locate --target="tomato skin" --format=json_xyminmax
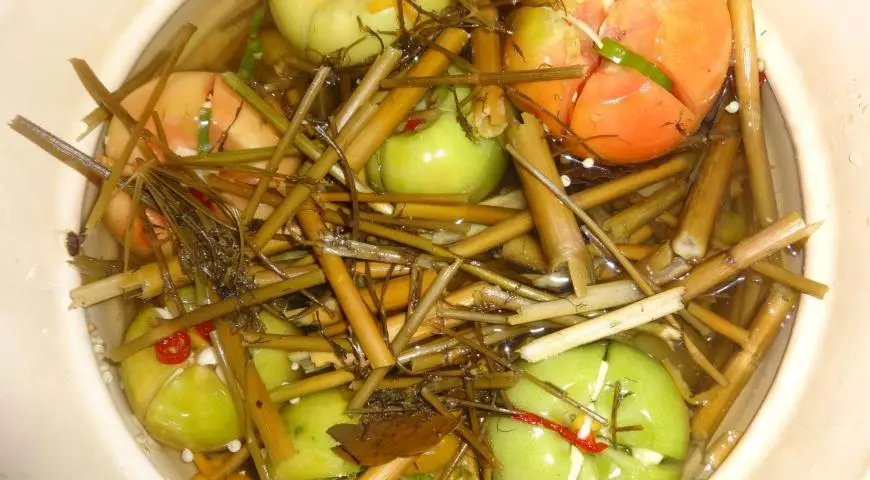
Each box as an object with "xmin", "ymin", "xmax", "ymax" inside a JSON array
[{"xmin": 154, "ymin": 330, "xmax": 192, "ymax": 364}]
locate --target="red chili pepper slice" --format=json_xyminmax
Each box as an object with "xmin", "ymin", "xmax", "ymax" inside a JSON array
[
  {"xmin": 511, "ymin": 411, "xmax": 608, "ymax": 454},
  {"xmin": 195, "ymin": 320, "xmax": 216, "ymax": 340},
  {"xmin": 759, "ymin": 71, "xmax": 768, "ymax": 86},
  {"xmin": 190, "ymin": 188, "xmax": 213, "ymax": 208},
  {"xmin": 154, "ymin": 330, "xmax": 192, "ymax": 364},
  {"xmin": 403, "ymin": 117, "xmax": 425, "ymax": 133}
]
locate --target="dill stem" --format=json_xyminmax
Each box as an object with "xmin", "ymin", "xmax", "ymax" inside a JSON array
[
  {"xmin": 448, "ymin": 152, "xmax": 695, "ymax": 258},
  {"xmin": 107, "ymin": 269, "xmax": 326, "ymax": 362},
  {"xmin": 242, "ymin": 66, "xmax": 331, "ymax": 224},
  {"xmin": 237, "ymin": 5, "xmax": 266, "ymax": 81},
  {"xmin": 350, "ymin": 259, "xmax": 464, "ymax": 409},
  {"xmin": 393, "ymin": 202, "xmax": 519, "ymax": 225},
  {"xmin": 250, "ymin": 28, "xmax": 470, "ymax": 251},
  {"xmin": 508, "ymin": 114, "xmax": 589, "ymax": 297},
  {"xmin": 317, "ymin": 192, "xmax": 469, "ymax": 204},
  {"xmin": 240, "ymin": 332, "xmax": 335, "ymax": 352},
  {"xmin": 333, "ymin": 46, "xmax": 402, "ymax": 132},
  {"xmin": 297, "ymin": 199, "xmax": 396, "ymax": 369},
  {"xmin": 176, "ymin": 146, "xmax": 293, "ymax": 166},
  {"xmin": 269, "ymin": 369, "xmax": 356, "ymax": 403},
  {"xmin": 384, "ymin": 282, "xmax": 489, "ymax": 344},
  {"xmin": 380, "ymin": 64, "xmax": 589, "ymax": 88},
  {"xmin": 321, "ymin": 210, "xmax": 556, "ymax": 302},
  {"xmin": 602, "ymin": 180, "xmax": 689, "ymax": 242},
  {"xmin": 83, "ymin": 24, "xmax": 195, "ymax": 236},
  {"xmin": 672, "ymin": 113, "xmax": 742, "ymax": 261},
  {"xmin": 637, "ymin": 243, "xmax": 692, "ymax": 286},
  {"xmin": 468, "ymin": 2, "xmax": 508, "ymax": 138},
  {"xmin": 292, "ymin": 272, "xmax": 436, "ymax": 328}
]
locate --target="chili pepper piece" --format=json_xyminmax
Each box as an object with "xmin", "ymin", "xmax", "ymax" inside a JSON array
[
  {"xmin": 594, "ymin": 38, "xmax": 673, "ymax": 92},
  {"xmin": 511, "ymin": 411, "xmax": 608, "ymax": 454},
  {"xmin": 154, "ymin": 330, "xmax": 192, "ymax": 364}
]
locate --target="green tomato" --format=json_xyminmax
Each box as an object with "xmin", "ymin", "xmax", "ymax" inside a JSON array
[
  {"xmin": 252, "ymin": 311, "xmax": 304, "ymax": 391},
  {"xmin": 269, "ymin": 0, "xmax": 453, "ymax": 66},
  {"xmin": 488, "ymin": 342, "xmax": 689, "ymax": 480},
  {"xmin": 366, "ymin": 111, "xmax": 508, "ymax": 202},
  {"xmin": 144, "ymin": 365, "xmax": 240, "ymax": 451},
  {"xmin": 272, "ymin": 388, "xmax": 361, "ymax": 480},
  {"xmin": 119, "ymin": 308, "xmax": 181, "ymax": 420},
  {"xmin": 120, "ymin": 307, "xmax": 300, "ymax": 452}
]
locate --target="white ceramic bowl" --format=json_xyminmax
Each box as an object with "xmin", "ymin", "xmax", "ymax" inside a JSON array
[{"xmin": 0, "ymin": 0, "xmax": 867, "ymax": 478}]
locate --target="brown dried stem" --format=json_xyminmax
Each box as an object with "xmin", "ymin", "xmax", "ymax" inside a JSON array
[
  {"xmin": 393, "ymin": 202, "xmax": 519, "ymax": 225},
  {"xmin": 508, "ymin": 114, "xmax": 589, "ymax": 297},
  {"xmin": 673, "ymin": 213, "xmax": 818, "ymax": 300},
  {"xmin": 468, "ymin": 1, "xmax": 507, "ymax": 138},
  {"xmin": 603, "ymin": 180, "xmax": 688, "ymax": 242},
  {"xmin": 251, "ymin": 28, "xmax": 470, "ymax": 249},
  {"xmin": 107, "ymin": 269, "xmax": 326, "ymax": 362},
  {"xmin": 297, "ymin": 199, "xmax": 395, "ymax": 369},
  {"xmin": 672, "ymin": 114, "xmax": 741, "ymax": 261},
  {"xmin": 691, "ymin": 283, "xmax": 798, "ymax": 443},
  {"xmin": 449, "ymin": 152, "xmax": 695, "ymax": 258}
]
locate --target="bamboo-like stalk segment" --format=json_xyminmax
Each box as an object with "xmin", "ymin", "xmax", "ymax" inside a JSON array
[
  {"xmin": 380, "ymin": 64, "xmax": 590, "ymax": 88},
  {"xmin": 294, "ymin": 270, "xmax": 436, "ymax": 327},
  {"xmin": 500, "ymin": 234, "xmax": 548, "ymax": 272},
  {"xmin": 354, "ymin": 210, "xmax": 471, "ymax": 233},
  {"xmin": 385, "ymin": 282, "xmax": 488, "ymax": 343},
  {"xmin": 359, "ymin": 457, "xmax": 417, "ymax": 480},
  {"xmin": 449, "ymin": 153, "xmax": 695, "ymax": 258},
  {"xmin": 250, "ymin": 28, "xmax": 470, "ymax": 249},
  {"xmin": 316, "ymin": 192, "xmax": 469, "ymax": 204},
  {"xmin": 673, "ymin": 213, "xmax": 818, "ymax": 300},
  {"xmin": 241, "ymin": 332, "xmax": 335, "ymax": 352},
  {"xmin": 509, "ymin": 280, "xmax": 644, "ymax": 325},
  {"xmin": 672, "ymin": 114, "xmax": 741, "ymax": 261},
  {"xmin": 603, "ymin": 180, "xmax": 688, "ymax": 242},
  {"xmin": 269, "ymin": 369, "xmax": 356, "ymax": 403},
  {"xmin": 750, "ymin": 261, "xmax": 829, "ymax": 299},
  {"xmin": 333, "ymin": 46, "xmax": 402, "ymax": 132},
  {"xmin": 518, "ymin": 287, "xmax": 686, "ymax": 363},
  {"xmin": 508, "ymin": 115, "xmax": 589, "ymax": 297},
  {"xmin": 107, "ymin": 270, "xmax": 327, "ymax": 362},
  {"xmin": 468, "ymin": 1, "xmax": 507, "ymax": 138},
  {"xmin": 350, "ymin": 260, "xmax": 464, "ymax": 410},
  {"xmin": 618, "ymin": 244, "xmax": 657, "ymax": 261},
  {"xmin": 729, "ymin": 0, "xmax": 777, "ymax": 227},
  {"xmin": 69, "ymin": 239, "xmax": 296, "ymax": 308},
  {"xmin": 242, "ymin": 66, "xmax": 331, "ymax": 223},
  {"xmin": 638, "ymin": 243, "xmax": 692, "ymax": 285},
  {"xmin": 297, "ymin": 199, "xmax": 395, "ymax": 369},
  {"xmin": 322, "ymin": 211, "xmax": 556, "ymax": 302},
  {"xmin": 352, "ymin": 262, "xmax": 411, "ymax": 278},
  {"xmin": 215, "ymin": 322, "xmax": 295, "ymax": 465},
  {"xmin": 691, "ymin": 283, "xmax": 799, "ymax": 443},
  {"xmin": 685, "ymin": 302, "xmax": 750, "ymax": 347},
  {"xmin": 393, "ymin": 202, "xmax": 519, "ymax": 225}
]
